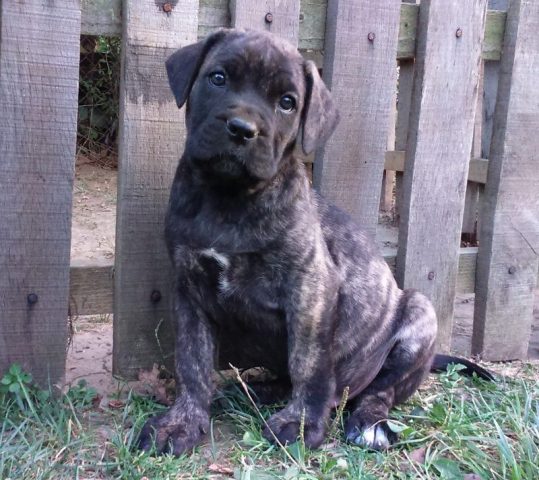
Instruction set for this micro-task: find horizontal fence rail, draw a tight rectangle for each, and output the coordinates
[80,1,507,62]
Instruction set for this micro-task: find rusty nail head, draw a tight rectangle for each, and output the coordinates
[27,293,38,305]
[508,266,516,274]
[456,28,463,38]
[367,32,375,42]
[428,271,435,281]
[163,3,173,13]
[151,290,162,303]
[265,12,273,23]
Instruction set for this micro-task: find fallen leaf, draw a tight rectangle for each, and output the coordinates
[137,364,175,405]
[108,399,125,409]
[409,447,427,463]
[208,463,234,475]
[399,447,427,471]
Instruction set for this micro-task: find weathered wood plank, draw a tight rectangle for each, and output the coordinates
[69,247,494,315]
[394,58,415,220]
[81,0,122,36]
[385,152,489,185]
[81,1,505,63]
[70,260,114,316]
[380,87,398,212]
[481,61,500,158]
[468,159,489,184]
[231,0,300,46]
[314,0,401,236]
[396,0,487,352]
[198,0,231,39]
[0,0,81,385]
[398,2,419,60]
[473,0,539,361]
[113,0,199,379]
[482,10,506,60]
[462,61,485,239]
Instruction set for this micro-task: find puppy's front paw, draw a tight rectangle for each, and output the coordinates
[345,418,396,451]
[263,404,326,448]
[137,406,209,456]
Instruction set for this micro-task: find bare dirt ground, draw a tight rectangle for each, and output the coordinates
[66,162,539,397]
[71,156,117,264]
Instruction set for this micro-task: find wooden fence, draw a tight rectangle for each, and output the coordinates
[1,0,538,386]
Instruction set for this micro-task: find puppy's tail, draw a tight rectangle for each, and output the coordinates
[430,354,495,381]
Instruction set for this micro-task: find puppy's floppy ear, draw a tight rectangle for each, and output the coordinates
[301,61,340,155]
[166,30,228,108]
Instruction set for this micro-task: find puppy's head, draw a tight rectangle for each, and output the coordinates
[166,29,339,184]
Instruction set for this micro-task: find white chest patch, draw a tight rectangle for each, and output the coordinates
[200,248,230,268]
[200,248,232,294]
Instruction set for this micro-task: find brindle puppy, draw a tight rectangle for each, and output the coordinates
[137,29,491,455]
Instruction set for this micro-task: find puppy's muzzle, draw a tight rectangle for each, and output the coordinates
[226,117,259,143]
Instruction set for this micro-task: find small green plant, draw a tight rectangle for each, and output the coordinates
[0,363,32,395]
[0,363,46,411]
[64,379,98,409]
[78,35,121,165]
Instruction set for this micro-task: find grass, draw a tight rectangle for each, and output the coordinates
[1,363,538,480]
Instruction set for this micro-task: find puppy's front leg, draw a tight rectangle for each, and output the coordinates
[137,289,215,455]
[264,276,337,448]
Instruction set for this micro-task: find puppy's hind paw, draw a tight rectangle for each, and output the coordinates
[345,421,396,451]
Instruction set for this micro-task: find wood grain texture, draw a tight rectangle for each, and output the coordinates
[385,152,488,185]
[81,1,506,64]
[70,246,497,317]
[113,0,199,379]
[396,0,487,352]
[481,61,501,158]
[473,0,539,360]
[313,0,401,236]
[0,0,81,385]
[380,88,398,212]
[70,260,114,316]
[81,0,122,36]
[462,62,485,238]
[394,59,415,221]
[231,0,300,46]
[198,0,231,39]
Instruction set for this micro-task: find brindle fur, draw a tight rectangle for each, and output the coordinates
[137,29,438,455]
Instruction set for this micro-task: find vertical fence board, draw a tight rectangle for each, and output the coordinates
[380,89,397,213]
[0,0,81,385]
[231,0,300,46]
[396,0,486,351]
[313,0,400,236]
[394,60,415,221]
[472,0,539,360]
[462,62,485,243]
[113,0,199,378]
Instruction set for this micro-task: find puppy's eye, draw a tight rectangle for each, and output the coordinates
[209,71,226,87]
[278,95,296,112]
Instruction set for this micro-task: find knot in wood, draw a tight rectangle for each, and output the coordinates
[427,271,435,281]
[455,28,463,38]
[367,32,376,42]
[265,12,274,24]
[508,266,516,275]
[163,3,173,13]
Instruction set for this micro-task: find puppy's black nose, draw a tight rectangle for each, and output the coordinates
[226,117,259,141]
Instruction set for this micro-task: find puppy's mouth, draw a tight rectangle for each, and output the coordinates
[194,152,253,181]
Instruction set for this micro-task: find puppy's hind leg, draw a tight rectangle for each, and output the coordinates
[345,290,437,450]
